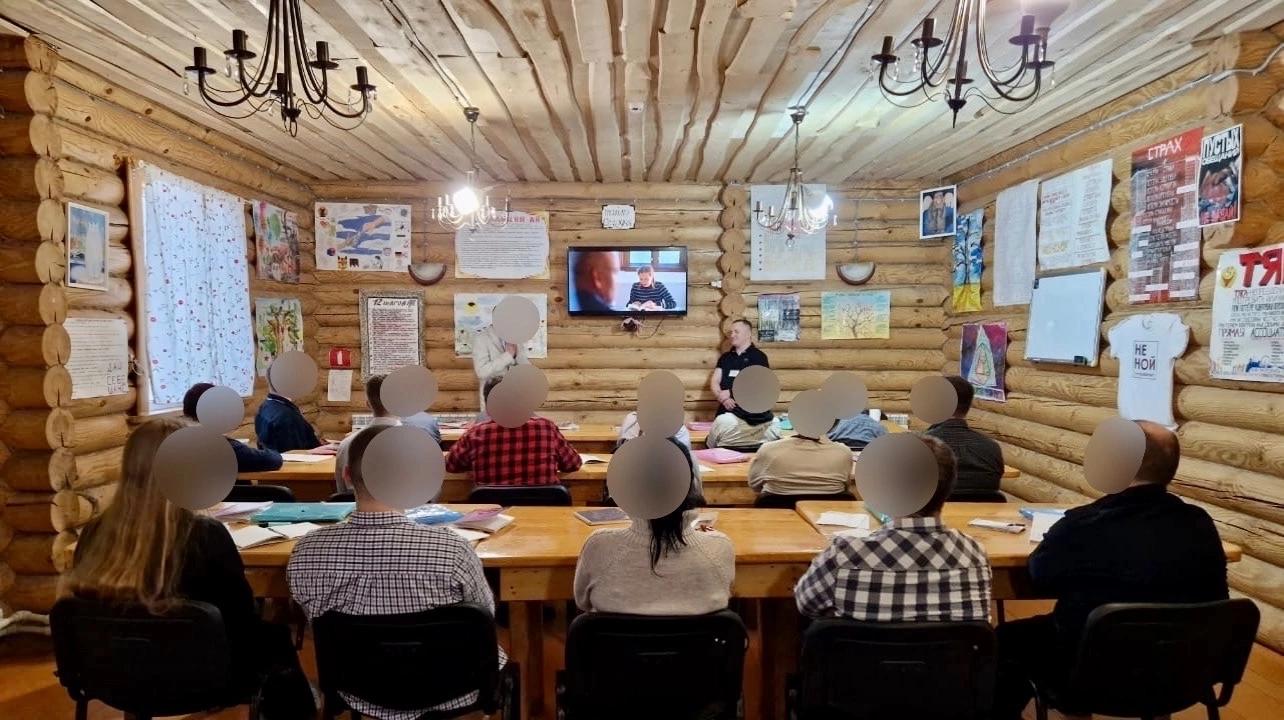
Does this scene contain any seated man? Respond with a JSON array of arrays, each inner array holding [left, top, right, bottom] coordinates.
[[923, 375, 1004, 494], [993, 421, 1228, 719], [288, 424, 503, 717], [747, 429, 852, 498], [706, 408, 782, 450], [254, 365, 325, 454], [795, 434, 992, 620], [334, 374, 400, 493], [182, 383, 282, 473], [827, 410, 888, 449], [444, 377, 582, 486], [401, 411, 442, 444]]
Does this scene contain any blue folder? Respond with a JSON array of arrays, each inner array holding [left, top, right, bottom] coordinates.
[[250, 502, 355, 524]]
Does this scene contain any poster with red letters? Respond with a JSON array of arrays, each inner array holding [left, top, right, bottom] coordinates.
[[1210, 244, 1284, 383], [1128, 128, 1203, 305]]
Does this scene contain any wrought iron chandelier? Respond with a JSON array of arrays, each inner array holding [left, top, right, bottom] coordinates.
[[184, 0, 376, 137], [753, 108, 836, 247], [432, 107, 511, 231], [869, 0, 1064, 127]]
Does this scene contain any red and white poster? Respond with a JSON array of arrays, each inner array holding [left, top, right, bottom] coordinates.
[[1127, 128, 1203, 305], [1199, 125, 1242, 227]]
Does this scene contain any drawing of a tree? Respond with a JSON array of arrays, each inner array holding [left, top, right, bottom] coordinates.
[[841, 303, 876, 338]]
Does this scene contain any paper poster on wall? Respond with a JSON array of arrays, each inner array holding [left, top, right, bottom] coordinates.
[[994, 180, 1039, 307], [757, 293, 801, 342], [254, 298, 303, 377], [1210, 244, 1284, 383], [1128, 128, 1203, 305], [952, 209, 984, 312], [1038, 158, 1112, 270], [314, 201, 412, 272], [750, 184, 827, 281], [820, 291, 891, 339], [64, 317, 129, 399], [960, 323, 1007, 403], [919, 185, 957, 239], [359, 290, 423, 380], [67, 202, 109, 291], [602, 204, 636, 229], [1199, 125, 1242, 227], [454, 211, 550, 279], [327, 369, 353, 402], [1107, 313, 1188, 429], [454, 293, 548, 358], [252, 200, 300, 283]]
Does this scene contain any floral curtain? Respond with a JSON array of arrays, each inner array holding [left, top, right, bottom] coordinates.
[[138, 162, 254, 411]]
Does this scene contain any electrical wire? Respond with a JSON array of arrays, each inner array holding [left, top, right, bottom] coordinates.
[[793, 0, 880, 110]]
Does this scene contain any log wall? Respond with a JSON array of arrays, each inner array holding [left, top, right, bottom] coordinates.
[[0, 37, 313, 613], [947, 28, 1284, 650]]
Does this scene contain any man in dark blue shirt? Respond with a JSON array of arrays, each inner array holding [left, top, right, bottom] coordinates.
[[993, 421, 1228, 719], [254, 372, 325, 454], [183, 383, 282, 473]]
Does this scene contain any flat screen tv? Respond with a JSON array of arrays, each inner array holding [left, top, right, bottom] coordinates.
[[566, 246, 688, 316]]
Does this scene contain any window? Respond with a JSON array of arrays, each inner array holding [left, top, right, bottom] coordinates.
[[130, 161, 254, 414], [620, 247, 686, 272]]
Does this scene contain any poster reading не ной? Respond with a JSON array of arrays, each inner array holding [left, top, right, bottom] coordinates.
[[1199, 125, 1242, 228], [1210, 244, 1284, 383]]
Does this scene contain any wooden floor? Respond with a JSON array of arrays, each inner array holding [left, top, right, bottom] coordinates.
[[2, 601, 1281, 719]]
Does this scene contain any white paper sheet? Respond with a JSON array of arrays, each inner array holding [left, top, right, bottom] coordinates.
[[750, 184, 828, 281], [994, 180, 1039, 306], [270, 522, 323, 539], [816, 511, 871, 529], [327, 369, 353, 402], [455, 210, 550, 279], [64, 317, 130, 399], [1038, 159, 1113, 270], [1029, 512, 1060, 542], [281, 453, 330, 463]]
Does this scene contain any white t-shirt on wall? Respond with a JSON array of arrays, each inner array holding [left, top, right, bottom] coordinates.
[[1107, 313, 1189, 429]]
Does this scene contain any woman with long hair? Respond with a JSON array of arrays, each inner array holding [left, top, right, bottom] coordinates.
[[62, 417, 313, 718], [574, 439, 735, 614]]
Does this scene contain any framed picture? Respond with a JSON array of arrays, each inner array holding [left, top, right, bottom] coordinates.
[[919, 184, 958, 239], [67, 201, 109, 290]]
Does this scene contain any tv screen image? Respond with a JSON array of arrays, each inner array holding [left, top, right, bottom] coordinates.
[[566, 246, 688, 316]]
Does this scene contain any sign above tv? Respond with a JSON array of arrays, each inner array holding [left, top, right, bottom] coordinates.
[[601, 204, 636, 230]]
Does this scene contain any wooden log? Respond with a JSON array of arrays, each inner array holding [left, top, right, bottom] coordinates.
[[0, 157, 39, 198], [0, 523, 12, 557], [5, 531, 77, 574], [0, 70, 52, 114], [67, 389, 136, 419], [0, 408, 74, 450], [1178, 386, 1284, 436], [0, 365, 71, 409], [42, 119, 121, 171], [0, 113, 38, 156], [65, 276, 131, 311], [0, 240, 65, 284], [3, 449, 73, 492], [0, 282, 66, 325], [976, 393, 1117, 437], [3, 493, 58, 533], [44, 157, 127, 206], [0, 36, 58, 72], [55, 484, 115, 530], [68, 413, 130, 454], [1004, 366, 1117, 408], [1175, 455, 1284, 525], [4, 573, 59, 612], [0, 199, 45, 243], [1000, 472, 1090, 505], [67, 446, 123, 491]]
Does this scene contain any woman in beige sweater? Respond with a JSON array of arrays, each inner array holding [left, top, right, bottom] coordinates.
[[574, 441, 735, 615]]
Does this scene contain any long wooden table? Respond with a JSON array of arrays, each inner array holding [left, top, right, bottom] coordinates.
[[439, 423, 710, 453]]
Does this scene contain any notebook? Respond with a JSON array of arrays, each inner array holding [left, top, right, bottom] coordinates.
[[448, 527, 489, 544], [575, 508, 629, 525], [230, 522, 324, 549], [406, 504, 464, 525], [578, 453, 609, 464], [693, 448, 749, 464], [454, 511, 515, 534], [250, 502, 355, 524]]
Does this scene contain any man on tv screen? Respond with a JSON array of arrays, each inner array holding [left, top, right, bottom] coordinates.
[[627, 264, 677, 311], [572, 249, 618, 313]]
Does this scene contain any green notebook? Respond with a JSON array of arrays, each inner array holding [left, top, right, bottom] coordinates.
[[250, 502, 355, 524]]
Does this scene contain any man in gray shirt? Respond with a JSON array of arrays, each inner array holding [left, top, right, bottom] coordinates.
[[923, 376, 1004, 495]]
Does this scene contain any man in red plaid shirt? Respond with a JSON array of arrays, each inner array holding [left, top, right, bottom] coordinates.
[[445, 377, 582, 486]]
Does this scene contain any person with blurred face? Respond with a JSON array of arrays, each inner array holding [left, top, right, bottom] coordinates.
[[333, 374, 401, 493], [992, 421, 1228, 720], [572, 250, 619, 313], [924, 375, 1004, 496], [709, 319, 769, 418], [255, 362, 327, 454], [183, 383, 282, 473], [471, 321, 529, 413]]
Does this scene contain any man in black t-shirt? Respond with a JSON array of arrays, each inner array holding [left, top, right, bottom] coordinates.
[[708, 318, 770, 417]]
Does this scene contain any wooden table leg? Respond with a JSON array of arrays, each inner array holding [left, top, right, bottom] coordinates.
[[762, 599, 802, 720], [740, 600, 762, 720], [509, 600, 545, 719]]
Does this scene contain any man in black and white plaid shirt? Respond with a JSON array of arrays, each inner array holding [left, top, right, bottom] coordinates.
[[288, 424, 504, 718], [795, 434, 992, 621]]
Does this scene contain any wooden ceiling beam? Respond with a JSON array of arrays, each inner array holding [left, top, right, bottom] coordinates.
[[621, 0, 655, 182], [649, 0, 696, 183], [570, 0, 624, 181], [667, 0, 735, 182]]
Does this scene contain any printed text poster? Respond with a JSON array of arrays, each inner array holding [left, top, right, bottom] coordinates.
[[1128, 128, 1203, 304], [1210, 244, 1284, 383], [757, 293, 801, 342], [1038, 159, 1112, 270], [360, 290, 423, 379], [455, 211, 550, 279], [994, 180, 1039, 307]]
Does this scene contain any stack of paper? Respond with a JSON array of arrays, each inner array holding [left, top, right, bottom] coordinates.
[[816, 511, 871, 530], [454, 511, 515, 534], [206, 501, 273, 521], [449, 527, 489, 544], [694, 448, 749, 464], [578, 453, 609, 464]]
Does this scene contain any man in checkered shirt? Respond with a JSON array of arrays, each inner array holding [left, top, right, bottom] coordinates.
[[445, 376, 582, 487], [794, 434, 992, 621], [288, 424, 505, 718]]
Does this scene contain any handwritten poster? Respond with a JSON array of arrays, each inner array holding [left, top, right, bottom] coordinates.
[[254, 298, 303, 377], [750, 184, 828, 281], [65, 317, 129, 399], [454, 293, 548, 358], [314, 201, 412, 272], [820, 291, 891, 340], [1128, 128, 1203, 304], [757, 293, 801, 342], [994, 180, 1039, 306], [1210, 244, 1284, 383], [952, 209, 984, 312], [1199, 125, 1242, 227], [1038, 158, 1112, 270], [454, 211, 550, 279], [359, 290, 423, 379], [961, 323, 1007, 402]]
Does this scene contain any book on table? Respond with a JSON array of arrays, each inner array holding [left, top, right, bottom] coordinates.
[[575, 507, 629, 525], [453, 507, 515, 534]]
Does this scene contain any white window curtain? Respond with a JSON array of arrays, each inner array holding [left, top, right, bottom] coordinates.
[[135, 161, 254, 413]]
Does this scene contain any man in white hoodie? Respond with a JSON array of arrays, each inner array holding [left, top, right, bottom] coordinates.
[[471, 325, 529, 411]]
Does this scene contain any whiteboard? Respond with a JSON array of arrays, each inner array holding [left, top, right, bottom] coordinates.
[[1025, 268, 1106, 365]]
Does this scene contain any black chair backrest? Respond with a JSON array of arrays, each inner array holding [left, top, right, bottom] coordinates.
[[753, 491, 855, 509], [719, 443, 763, 454], [1064, 599, 1260, 717], [947, 489, 1007, 503], [313, 603, 501, 713], [795, 618, 996, 720], [561, 610, 747, 720], [468, 484, 572, 506], [50, 596, 237, 717], [224, 483, 296, 503], [326, 491, 355, 503], [832, 437, 870, 451]]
